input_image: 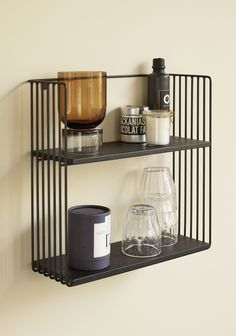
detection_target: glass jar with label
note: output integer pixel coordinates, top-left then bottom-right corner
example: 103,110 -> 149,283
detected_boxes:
120,105 -> 149,143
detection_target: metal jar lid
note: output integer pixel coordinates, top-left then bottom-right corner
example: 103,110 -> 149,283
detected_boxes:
143,110 -> 174,118
121,105 -> 149,115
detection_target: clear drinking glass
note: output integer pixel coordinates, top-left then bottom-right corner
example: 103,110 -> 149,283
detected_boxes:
62,128 -> 103,153
122,204 -> 162,258
139,167 -> 178,247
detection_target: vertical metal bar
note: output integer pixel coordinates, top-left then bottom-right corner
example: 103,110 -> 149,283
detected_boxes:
46,84 -> 51,275
52,84 -> 57,279
172,75 -> 176,181
41,85 -> 46,273
30,83 -> 35,270
178,151 -> 182,235
196,77 -> 199,240
209,77 -> 212,245
58,83 -> 63,281
202,78 -> 206,242
63,83 -> 68,284
178,76 -> 182,234
190,77 -> 194,239
184,76 -> 187,236
179,76 -> 182,137
184,77 -> 188,138
36,83 -> 40,271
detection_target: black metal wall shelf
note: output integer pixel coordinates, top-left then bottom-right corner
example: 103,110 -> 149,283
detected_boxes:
30,72 -> 212,286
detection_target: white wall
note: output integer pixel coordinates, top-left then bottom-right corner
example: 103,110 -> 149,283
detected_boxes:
0,0 -> 235,335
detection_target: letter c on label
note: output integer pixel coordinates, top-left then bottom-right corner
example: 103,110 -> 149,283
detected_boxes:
164,94 -> 170,104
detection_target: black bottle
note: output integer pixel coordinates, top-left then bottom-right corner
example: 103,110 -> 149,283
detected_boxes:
148,58 -> 170,110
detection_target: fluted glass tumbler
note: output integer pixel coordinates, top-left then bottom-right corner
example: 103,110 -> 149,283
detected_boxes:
122,204 -> 162,258
58,71 -> 106,129
140,167 -> 178,247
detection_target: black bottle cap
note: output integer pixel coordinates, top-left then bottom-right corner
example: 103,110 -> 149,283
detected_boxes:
152,58 -> 165,69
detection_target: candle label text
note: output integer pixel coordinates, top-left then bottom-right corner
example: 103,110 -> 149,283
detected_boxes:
120,116 -> 146,135
94,215 -> 111,258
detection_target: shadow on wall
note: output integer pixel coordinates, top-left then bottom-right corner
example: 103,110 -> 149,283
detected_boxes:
0,83 -> 32,297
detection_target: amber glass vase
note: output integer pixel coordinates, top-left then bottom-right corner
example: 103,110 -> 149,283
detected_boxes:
58,71 -> 106,129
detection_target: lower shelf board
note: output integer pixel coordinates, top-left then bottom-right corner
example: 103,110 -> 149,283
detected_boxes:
33,235 -> 210,287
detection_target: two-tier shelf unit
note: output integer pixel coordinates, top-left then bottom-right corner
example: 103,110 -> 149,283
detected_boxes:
29,72 -> 212,286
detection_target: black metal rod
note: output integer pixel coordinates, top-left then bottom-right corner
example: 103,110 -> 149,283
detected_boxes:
27,73 -> 211,83
190,78 -> 194,238
196,78 -> 199,240
196,149 -> 199,240
36,83 -> 40,271
209,77 -> 212,245
63,83 -> 68,284
58,83 -> 63,281
202,78 -> 206,242
172,75 -> 176,181
178,151 -> 181,235
190,151 -> 193,239
28,74 -> 147,83
184,156 -> 188,236
41,85 -> 46,273
191,78 -> 194,140
52,84 -> 57,279
30,83 -> 35,270
203,78 -> 206,142
178,76 -> 182,235
179,76 -> 182,137
107,74 -> 147,79
46,84 -> 51,275
197,77 -> 200,141
184,77 -> 188,236
185,77 -> 188,138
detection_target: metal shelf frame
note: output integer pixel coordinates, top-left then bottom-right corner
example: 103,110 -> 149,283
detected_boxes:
29,72 -> 212,286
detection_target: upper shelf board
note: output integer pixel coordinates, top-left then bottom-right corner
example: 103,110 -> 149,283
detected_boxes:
33,137 -> 211,165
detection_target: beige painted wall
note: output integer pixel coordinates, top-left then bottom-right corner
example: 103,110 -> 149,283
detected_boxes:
0,0 -> 235,335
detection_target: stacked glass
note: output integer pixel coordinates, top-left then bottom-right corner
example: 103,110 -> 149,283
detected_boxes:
121,204 -> 162,258
139,167 -> 178,247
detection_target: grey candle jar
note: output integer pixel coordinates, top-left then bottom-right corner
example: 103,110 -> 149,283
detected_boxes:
68,205 -> 111,271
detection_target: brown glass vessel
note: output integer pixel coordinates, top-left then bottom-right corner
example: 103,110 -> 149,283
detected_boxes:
58,71 -> 107,129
